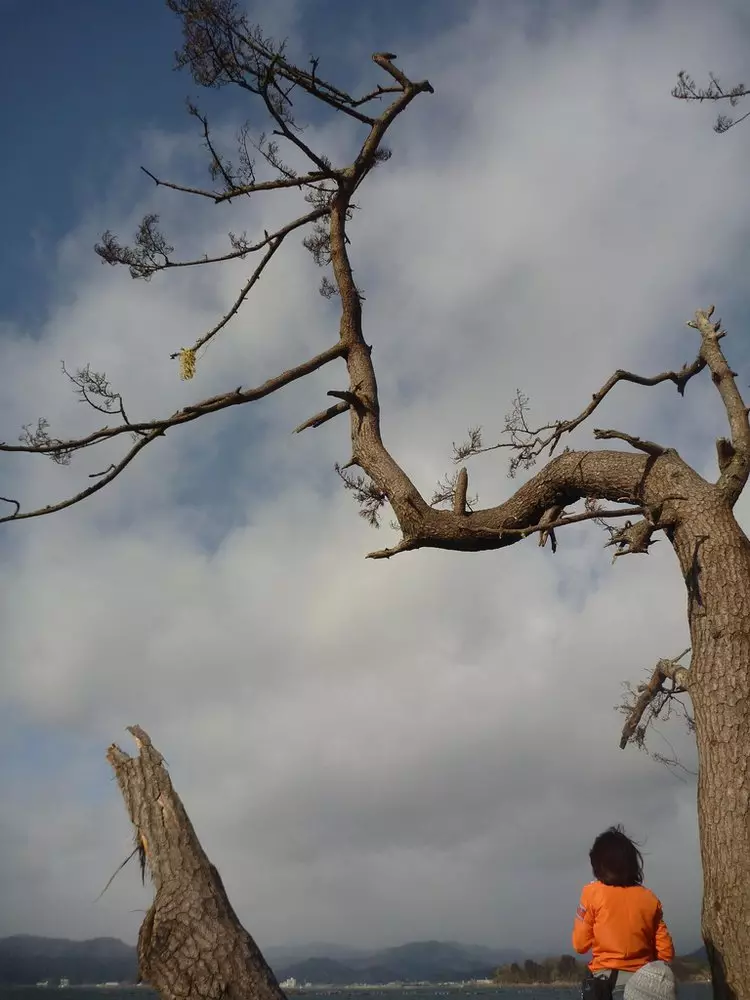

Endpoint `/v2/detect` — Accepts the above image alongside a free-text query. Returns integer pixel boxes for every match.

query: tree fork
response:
[107,726,284,1000]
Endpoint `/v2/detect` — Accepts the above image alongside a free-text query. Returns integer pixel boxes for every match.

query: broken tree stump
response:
[107,726,286,1000]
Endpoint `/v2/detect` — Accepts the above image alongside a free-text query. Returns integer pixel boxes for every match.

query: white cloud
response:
[1,0,749,958]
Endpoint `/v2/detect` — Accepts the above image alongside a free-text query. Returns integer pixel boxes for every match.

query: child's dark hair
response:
[589,825,644,887]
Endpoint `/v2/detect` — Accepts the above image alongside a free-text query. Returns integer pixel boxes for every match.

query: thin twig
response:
[93,846,140,902]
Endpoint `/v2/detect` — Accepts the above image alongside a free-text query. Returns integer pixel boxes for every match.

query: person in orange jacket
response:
[572,825,676,997]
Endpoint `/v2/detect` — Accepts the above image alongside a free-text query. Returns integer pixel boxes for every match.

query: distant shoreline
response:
[0,982,713,993]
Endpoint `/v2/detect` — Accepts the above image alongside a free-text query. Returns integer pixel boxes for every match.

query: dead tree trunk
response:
[107,726,285,1000]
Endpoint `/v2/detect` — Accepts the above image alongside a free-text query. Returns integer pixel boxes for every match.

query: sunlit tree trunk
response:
[108,728,285,1000]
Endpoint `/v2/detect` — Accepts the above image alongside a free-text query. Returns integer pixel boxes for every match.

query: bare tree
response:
[673,70,750,133]
[2,2,749,996]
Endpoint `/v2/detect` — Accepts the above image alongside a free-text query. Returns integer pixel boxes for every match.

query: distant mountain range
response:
[272,940,525,985]
[0,936,520,986]
[0,935,708,986]
[0,937,136,986]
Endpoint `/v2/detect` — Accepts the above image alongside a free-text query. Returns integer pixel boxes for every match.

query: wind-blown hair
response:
[589,825,644,887]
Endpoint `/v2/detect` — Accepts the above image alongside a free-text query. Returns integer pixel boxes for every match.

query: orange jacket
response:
[572,881,675,971]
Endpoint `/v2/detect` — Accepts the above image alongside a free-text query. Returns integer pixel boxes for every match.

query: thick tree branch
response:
[690,306,750,504]
[365,503,647,559]
[620,649,691,749]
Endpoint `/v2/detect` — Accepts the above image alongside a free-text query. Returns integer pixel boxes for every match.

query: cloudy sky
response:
[1,0,750,961]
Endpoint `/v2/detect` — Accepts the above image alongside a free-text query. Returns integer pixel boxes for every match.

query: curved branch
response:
[330,136,707,557]
[366,503,647,560]
[0,431,163,524]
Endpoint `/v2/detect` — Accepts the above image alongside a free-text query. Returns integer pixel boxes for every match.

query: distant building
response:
[280,978,297,990]
[58,980,70,989]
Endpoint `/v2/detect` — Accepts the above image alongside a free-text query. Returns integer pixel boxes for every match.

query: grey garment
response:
[594,968,635,994]
[623,962,677,1000]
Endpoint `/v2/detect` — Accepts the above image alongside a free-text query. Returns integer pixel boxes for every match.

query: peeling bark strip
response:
[107,727,284,1000]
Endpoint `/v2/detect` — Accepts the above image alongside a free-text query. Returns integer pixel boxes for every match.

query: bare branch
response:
[95,215,175,280]
[0,496,20,517]
[350,84,403,108]
[673,70,750,133]
[453,426,483,463]
[1,430,163,524]
[606,518,659,562]
[498,505,645,543]
[4,41,438,529]
[168,0,380,125]
[140,164,331,204]
[593,428,666,457]
[19,418,74,465]
[183,236,281,361]
[620,649,692,750]
[366,537,421,560]
[293,400,349,434]
[689,306,750,504]
[259,75,333,176]
[456,355,706,474]
[99,204,327,294]
[61,362,134,426]
[1,343,346,522]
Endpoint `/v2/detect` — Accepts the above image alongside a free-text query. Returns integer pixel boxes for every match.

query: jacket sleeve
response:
[572,887,595,955]
[655,905,675,961]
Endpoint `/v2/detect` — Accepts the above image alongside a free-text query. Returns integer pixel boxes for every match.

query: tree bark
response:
[671,507,750,1000]
[107,727,285,1000]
